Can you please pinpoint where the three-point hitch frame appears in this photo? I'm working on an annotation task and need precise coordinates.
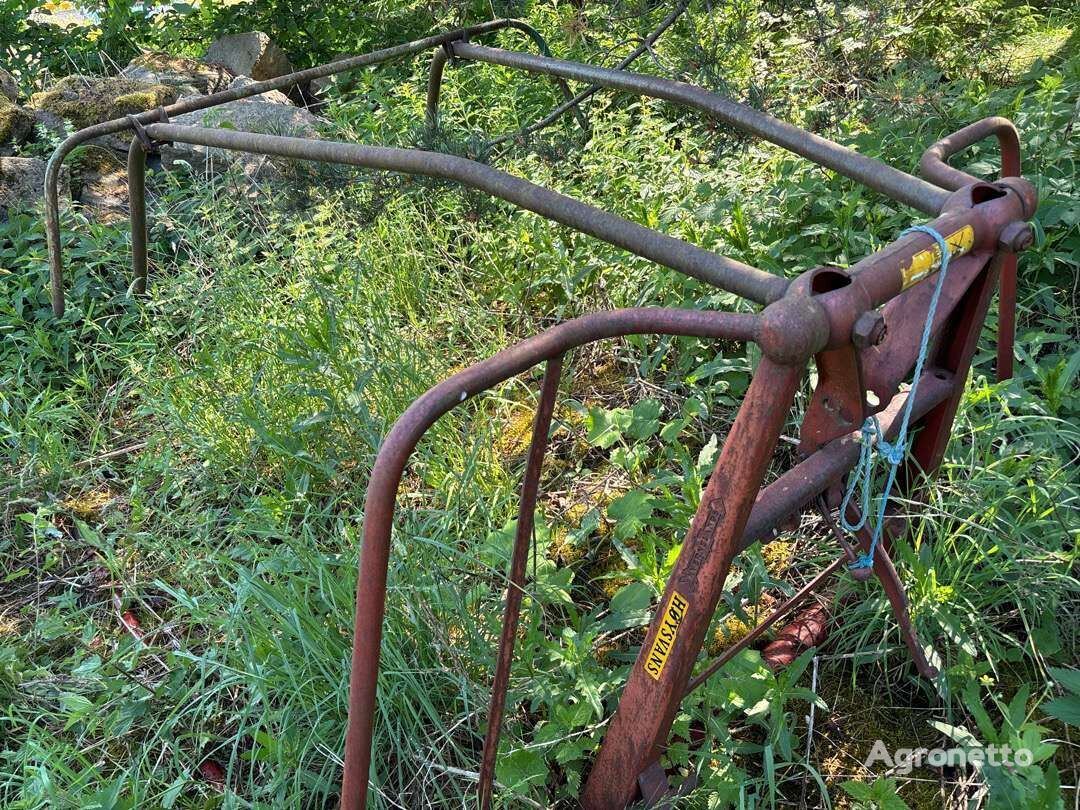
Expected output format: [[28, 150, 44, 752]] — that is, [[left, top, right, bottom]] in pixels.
[[43, 19, 1036, 809]]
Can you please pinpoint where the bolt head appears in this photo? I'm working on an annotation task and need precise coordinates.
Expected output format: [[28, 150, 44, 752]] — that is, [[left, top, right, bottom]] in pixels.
[[850, 565, 874, 582], [999, 221, 1034, 253], [852, 311, 886, 349]]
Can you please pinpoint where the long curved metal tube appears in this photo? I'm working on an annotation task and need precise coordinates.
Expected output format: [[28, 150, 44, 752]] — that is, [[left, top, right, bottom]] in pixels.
[[448, 43, 952, 216], [919, 116, 1020, 191], [134, 123, 789, 303], [44, 18, 542, 317], [919, 116, 1021, 381], [425, 24, 589, 133], [338, 307, 760, 810]]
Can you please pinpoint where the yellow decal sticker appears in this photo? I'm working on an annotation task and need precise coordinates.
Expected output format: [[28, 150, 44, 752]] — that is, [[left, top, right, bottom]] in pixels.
[[900, 225, 974, 289], [643, 591, 690, 681]]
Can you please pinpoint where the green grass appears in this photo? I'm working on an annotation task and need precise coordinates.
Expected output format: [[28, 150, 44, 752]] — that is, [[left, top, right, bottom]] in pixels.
[[1, 1, 1079, 808]]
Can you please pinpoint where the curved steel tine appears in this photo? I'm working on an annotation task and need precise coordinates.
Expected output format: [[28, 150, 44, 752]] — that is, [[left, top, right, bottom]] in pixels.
[[477, 355, 563, 809]]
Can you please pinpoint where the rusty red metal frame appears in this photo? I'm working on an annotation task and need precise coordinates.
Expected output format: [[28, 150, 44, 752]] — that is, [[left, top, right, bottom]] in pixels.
[[41, 21, 1036, 809]]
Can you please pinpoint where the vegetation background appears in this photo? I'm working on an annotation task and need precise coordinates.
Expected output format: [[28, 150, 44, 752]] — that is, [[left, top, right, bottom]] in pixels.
[[1, 0, 1077, 808]]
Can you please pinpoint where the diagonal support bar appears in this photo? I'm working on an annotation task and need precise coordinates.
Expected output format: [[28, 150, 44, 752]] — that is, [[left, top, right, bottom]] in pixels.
[[582, 358, 803, 808]]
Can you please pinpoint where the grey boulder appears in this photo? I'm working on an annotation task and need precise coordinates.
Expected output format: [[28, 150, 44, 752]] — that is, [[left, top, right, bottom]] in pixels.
[[204, 32, 292, 82], [161, 91, 323, 179], [0, 157, 69, 219], [0, 67, 17, 103]]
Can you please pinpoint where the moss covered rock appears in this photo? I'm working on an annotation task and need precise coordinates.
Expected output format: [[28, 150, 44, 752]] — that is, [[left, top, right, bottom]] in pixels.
[[120, 52, 233, 96], [30, 76, 178, 131], [0, 97, 33, 150]]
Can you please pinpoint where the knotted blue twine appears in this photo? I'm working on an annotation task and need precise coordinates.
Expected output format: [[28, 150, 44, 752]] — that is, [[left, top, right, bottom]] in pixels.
[[840, 224, 953, 570]]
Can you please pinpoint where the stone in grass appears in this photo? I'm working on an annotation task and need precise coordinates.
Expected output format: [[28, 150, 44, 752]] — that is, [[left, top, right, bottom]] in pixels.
[[76, 151, 129, 223], [227, 75, 294, 106], [204, 32, 293, 82], [0, 66, 17, 103], [0, 156, 70, 219], [161, 91, 323, 180], [120, 52, 234, 97]]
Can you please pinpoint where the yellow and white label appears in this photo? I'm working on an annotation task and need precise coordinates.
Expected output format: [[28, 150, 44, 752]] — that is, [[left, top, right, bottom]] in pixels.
[[900, 225, 974, 289], [643, 591, 690, 680]]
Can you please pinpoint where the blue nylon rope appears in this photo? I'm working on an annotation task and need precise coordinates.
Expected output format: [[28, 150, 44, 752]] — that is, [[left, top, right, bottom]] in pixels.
[[840, 224, 953, 570]]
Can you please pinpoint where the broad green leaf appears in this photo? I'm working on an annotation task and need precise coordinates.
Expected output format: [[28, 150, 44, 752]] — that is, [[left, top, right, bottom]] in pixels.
[[607, 490, 654, 540], [627, 398, 662, 439], [1048, 667, 1080, 696], [610, 581, 653, 614], [495, 748, 547, 795], [584, 405, 632, 449], [1043, 696, 1080, 727]]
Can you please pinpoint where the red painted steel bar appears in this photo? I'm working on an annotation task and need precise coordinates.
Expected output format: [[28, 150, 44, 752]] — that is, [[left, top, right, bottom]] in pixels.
[[477, 357, 563, 809], [810, 182, 1034, 349], [760, 603, 831, 669], [919, 116, 1023, 381], [581, 358, 803, 808], [739, 367, 955, 553], [907, 254, 1007, 485], [683, 556, 846, 695], [919, 117, 1020, 192]]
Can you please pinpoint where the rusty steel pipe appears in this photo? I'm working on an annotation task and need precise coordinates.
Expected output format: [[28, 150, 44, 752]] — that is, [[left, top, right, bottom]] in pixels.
[[425, 28, 588, 134], [136, 123, 788, 304], [919, 117, 1022, 380], [339, 307, 759, 810], [477, 357, 563, 809], [684, 556, 845, 695], [919, 116, 1020, 192], [43, 18, 553, 317], [425, 48, 452, 130], [127, 138, 148, 295], [760, 602, 831, 669], [449, 43, 952, 215]]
